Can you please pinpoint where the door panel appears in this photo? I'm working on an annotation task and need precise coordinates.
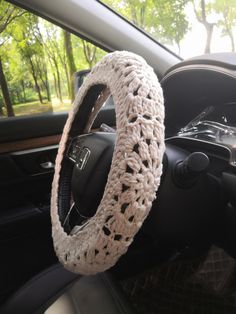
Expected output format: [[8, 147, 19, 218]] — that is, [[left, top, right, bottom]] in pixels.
[[0, 107, 115, 144], [0, 0, 113, 303], [0, 135, 61, 154], [0, 106, 115, 303]]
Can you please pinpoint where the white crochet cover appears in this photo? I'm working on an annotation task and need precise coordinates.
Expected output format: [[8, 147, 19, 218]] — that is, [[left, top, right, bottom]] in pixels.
[[51, 51, 165, 275]]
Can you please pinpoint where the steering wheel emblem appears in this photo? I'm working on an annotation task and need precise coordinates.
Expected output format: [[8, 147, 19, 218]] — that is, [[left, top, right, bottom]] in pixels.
[[76, 147, 91, 170], [67, 138, 91, 170]]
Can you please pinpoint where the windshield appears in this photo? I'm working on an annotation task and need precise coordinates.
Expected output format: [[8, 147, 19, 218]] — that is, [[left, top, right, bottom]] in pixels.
[[101, 0, 236, 59]]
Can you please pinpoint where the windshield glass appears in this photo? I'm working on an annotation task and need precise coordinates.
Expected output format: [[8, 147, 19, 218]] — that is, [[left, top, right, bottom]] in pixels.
[[101, 0, 236, 59]]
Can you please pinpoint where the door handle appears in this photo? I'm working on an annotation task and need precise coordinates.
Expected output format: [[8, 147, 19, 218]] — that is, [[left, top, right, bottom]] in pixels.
[[40, 161, 55, 169]]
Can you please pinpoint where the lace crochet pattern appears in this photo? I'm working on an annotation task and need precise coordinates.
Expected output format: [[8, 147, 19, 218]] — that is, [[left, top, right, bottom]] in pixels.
[[51, 51, 165, 274]]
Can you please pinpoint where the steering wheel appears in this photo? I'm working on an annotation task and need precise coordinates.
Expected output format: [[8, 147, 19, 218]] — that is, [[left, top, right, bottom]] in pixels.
[[51, 51, 165, 275]]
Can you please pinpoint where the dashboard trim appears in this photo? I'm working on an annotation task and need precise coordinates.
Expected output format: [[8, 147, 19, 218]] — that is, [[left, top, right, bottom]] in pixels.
[[162, 64, 236, 85], [166, 136, 232, 162]]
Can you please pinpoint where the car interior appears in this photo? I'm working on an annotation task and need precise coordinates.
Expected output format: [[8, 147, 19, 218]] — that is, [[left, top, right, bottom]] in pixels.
[[0, 0, 236, 313]]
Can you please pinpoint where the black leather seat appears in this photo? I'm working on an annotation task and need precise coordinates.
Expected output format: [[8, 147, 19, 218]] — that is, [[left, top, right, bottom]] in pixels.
[[0, 264, 134, 314]]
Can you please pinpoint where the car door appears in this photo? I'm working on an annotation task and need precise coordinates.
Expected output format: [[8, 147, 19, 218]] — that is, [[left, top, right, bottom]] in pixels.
[[0, 1, 115, 303]]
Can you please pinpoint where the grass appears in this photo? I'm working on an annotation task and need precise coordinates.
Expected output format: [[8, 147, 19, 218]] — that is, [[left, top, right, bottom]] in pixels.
[[12, 98, 72, 117]]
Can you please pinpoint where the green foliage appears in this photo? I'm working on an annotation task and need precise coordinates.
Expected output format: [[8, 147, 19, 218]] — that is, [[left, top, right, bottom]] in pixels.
[[213, 0, 236, 51], [153, 0, 189, 48], [103, 0, 189, 51], [0, 0, 106, 117], [103, 0, 235, 54], [0, 0, 235, 117]]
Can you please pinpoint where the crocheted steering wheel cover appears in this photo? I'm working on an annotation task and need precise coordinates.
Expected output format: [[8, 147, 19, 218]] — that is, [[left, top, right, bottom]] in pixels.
[[51, 51, 165, 275]]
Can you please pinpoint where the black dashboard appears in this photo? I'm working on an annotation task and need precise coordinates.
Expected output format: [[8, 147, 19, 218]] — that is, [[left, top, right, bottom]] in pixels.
[[162, 53, 236, 176], [162, 53, 236, 138], [151, 53, 236, 256]]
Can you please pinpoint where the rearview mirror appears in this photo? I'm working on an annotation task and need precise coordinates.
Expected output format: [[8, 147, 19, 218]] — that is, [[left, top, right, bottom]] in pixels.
[[74, 70, 90, 94], [74, 69, 114, 109]]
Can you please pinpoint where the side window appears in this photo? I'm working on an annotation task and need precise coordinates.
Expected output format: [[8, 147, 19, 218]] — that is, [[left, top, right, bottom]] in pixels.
[[0, 1, 106, 119]]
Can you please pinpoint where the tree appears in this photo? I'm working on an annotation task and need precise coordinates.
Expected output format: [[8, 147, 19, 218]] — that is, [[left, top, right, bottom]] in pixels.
[[0, 101, 3, 115], [126, 0, 148, 28], [82, 40, 97, 68], [19, 33, 44, 104], [104, 0, 151, 30], [0, 58, 14, 116], [0, 1, 109, 118], [40, 23, 65, 102], [6, 40, 33, 104], [152, 0, 189, 54], [9, 13, 48, 104], [0, 1, 25, 116], [64, 30, 76, 101], [192, 0, 215, 53], [72, 35, 106, 72], [0, 0, 25, 38], [103, 0, 189, 55], [27, 50, 44, 103], [34, 53, 51, 102], [213, 0, 236, 52]]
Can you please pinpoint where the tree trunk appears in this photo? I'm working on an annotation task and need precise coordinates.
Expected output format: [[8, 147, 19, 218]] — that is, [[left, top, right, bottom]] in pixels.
[[204, 22, 214, 54], [64, 30, 77, 101], [16, 90, 21, 103], [0, 103, 3, 116], [53, 72, 59, 99], [177, 42, 181, 55], [0, 58, 14, 117], [193, 0, 215, 54], [140, 5, 146, 28], [64, 62, 71, 100], [53, 59, 62, 103], [45, 72, 51, 102], [42, 60, 51, 102], [228, 30, 235, 52], [21, 80, 26, 102], [82, 40, 97, 69], [38, 66, 51, 102], [129, 1, 138, 25], [29, 56, 44, 104], [42, 68, 52, 111]]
